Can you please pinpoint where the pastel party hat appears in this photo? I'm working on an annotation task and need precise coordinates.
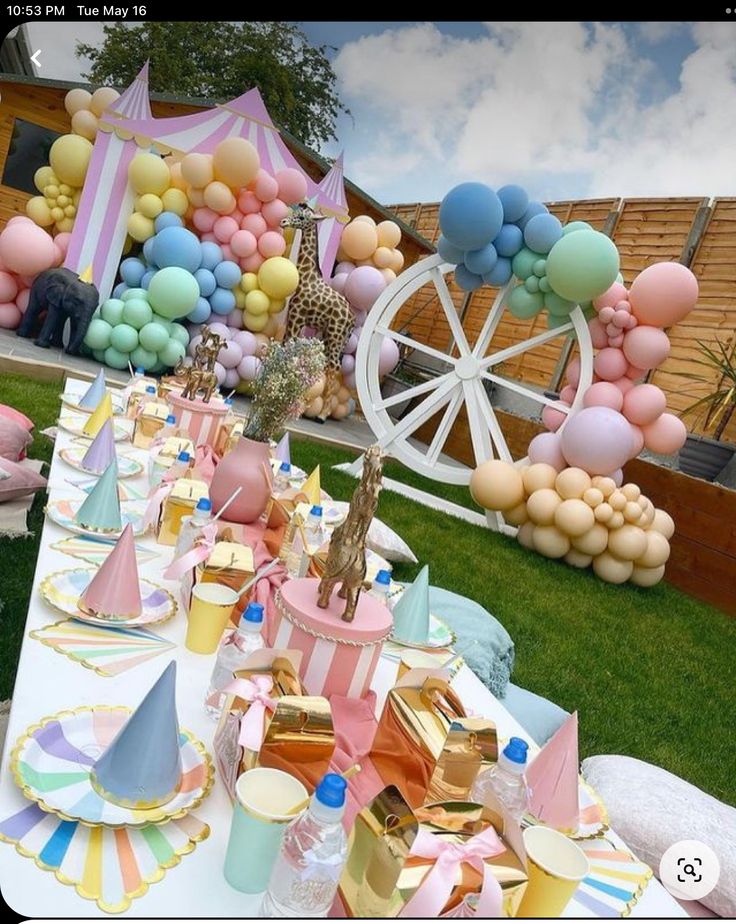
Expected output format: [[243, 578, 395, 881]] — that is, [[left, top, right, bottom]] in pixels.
[[301, 465, 320, 506], [90, 661, 182, 808], [525, 711, 580, 833], [81, 418, 117, 474], [82, 392, 113, 438], [78, 369, 106, 410], [75, 460, 122, 532], [392, 564, 430, 644], [274, 432, 290, 465], [78, 523, 142, 619]]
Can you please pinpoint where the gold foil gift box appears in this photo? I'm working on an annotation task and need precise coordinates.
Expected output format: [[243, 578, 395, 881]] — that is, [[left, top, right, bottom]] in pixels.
[[370, 669, 498, 809], [213, 650, 334, 799], [125, 378, 157, 417], [214, 414, 245, 458], [157, 477, 209, 546], [132, 401, 170, 449], [192, 537, 255, 619], [158, 436, 195, 460]]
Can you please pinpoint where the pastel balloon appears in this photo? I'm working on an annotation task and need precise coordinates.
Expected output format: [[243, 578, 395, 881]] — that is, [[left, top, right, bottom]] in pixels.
[[629, 424, 645, 456], [556, 467, 592, 500], [378, 337, 399, 376], [437, 235, 464, 265], [233, 330, 257, 355], [258, 230, 286, 258], [497, 184, 529, 223], [241, 213, 267, 238], [341, 221, 378, 261], [560, 385, 577, 404], [341, 354, 356, 375], [622, 384, 667, 425], [583, 381, 624, 411], [152, 226, 202, 273], [241, 252, 264, 273], [258, 256, 299, 300], [593, 281, 628, 311], [594, 347, 628, 382], [276, 168, 308, 205], [70, 108, 98, 141], [533, 525, 570, 558], [517, 201, 549, 231], [213, 138, 259, 188], [592, 552, 633, 584], [50, 134, 93, 187], [470, 460, 524, 511], [523, 213, 563, 255], [527, 432, 566, 471], [230, 229, 258, 258], [588, 317, 609, 349], [641, 412, 687, 455], [330, 273, 348, 294], [482, 258, 512, 287], [565, 358, 581, 387], [554, 498, 595, 537], [542, 405, 567, 432], [0, 223, 56, 275], [464, 243, 498, 276], [261, 198, 289, 227], [560, 406, 634, 475], [217, 340, 243, 369], [0, 303, 21, 328], [439, 182, 504, 251], [194, 268, 216, 297], [254, 169, 279, 202], [147, 267, 199, 319], [455, 264, 484, 292], [345, 265, 386, 312], [237, 190, 261, 214], [89, 86, 119, 116], [622, 326, 670, 370], [545, 230, 620, 303], [376, 220, 401, 249], [237, 355, 261, 380], [494, 224, 524, 258], [214, 261, 242, 289], [204, 181, 236, 215], [630, 564, 665, 587], [628, 261, 698, 327], [64, 87, 92, 115], [0, 272, 18, 303], [213, 216, 239, 243]]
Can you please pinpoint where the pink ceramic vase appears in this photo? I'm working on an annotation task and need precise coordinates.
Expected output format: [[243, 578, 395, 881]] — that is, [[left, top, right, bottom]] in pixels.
[[209, 436, 273, 524]]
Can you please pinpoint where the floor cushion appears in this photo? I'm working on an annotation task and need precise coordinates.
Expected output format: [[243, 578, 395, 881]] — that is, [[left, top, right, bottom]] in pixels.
[[500, 682, 570, 746], [0, 417, 32, 462], [0, 457, 47, 502], [582, 754, 734, 918], [0, 404, 33, 432]]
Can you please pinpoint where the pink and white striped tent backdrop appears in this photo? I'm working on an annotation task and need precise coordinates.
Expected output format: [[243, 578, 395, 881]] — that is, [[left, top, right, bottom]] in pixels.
[[316, 152, 349, 279]]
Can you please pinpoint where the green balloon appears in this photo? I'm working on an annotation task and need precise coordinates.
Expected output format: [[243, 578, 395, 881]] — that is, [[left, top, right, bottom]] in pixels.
[[122, 297, 153, 330], [545, 291, 575, 316], [150, 360, 168, 373], [100, 298, 125, 326], [533, 259, 547, 278], [508, 284, 544, 319], [147, 267, 199, 319], [546, 311, 572, 330], [525, 276, 540, 294], [92, 349, 107, 363], [545, 230, 620, 303], [511, 247, 540, 281], [561, 220, 592, 236], [110, 323, 139, 353], [169, 322, 190, 347], [139, 322, 170, 352], [85, 317, 113, 350], [539, 276, 551, 293], [104, 346, 130, 370], [122, 287, 147, 302], [158, 338, 186, 368], [130, 345, 158, 370]]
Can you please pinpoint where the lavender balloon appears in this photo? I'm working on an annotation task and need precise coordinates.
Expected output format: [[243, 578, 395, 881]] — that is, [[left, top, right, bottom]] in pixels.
[[560, 407, 634, 475]]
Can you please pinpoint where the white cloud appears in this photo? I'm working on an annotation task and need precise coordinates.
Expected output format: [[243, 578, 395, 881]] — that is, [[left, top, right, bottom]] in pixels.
[[638, 22, 686, 43]]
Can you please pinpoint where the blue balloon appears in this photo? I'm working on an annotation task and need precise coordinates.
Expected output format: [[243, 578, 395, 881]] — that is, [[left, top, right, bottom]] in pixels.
[[200, 241, 224, 271], [214, 260, 242, 289], [120, 257, 146, 287], [209, 287, 236, 315], [497, 185, 529, 223], [154, 211, 183, 233], [517, 200, 549, 231], [194, 268, 217, 298], [437, 235, 464, 265], [112, 283, 127, 299], [483, 257, 513, 287], [493, 224, 524, 258], [151, 226, 202, 273], [439, 182, 504, 251], [464, 242, 498, 276], [454, 263, 484, 292], [142, 238, 157, 266], [523, 213, 563, 255], [187, 298, 212, 324], [140, 269, 156, 290]]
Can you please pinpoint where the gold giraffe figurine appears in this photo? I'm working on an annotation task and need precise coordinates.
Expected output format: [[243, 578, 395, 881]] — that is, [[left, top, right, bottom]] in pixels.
[[177, 324, 225, 403], [317, 445, 384, 622]]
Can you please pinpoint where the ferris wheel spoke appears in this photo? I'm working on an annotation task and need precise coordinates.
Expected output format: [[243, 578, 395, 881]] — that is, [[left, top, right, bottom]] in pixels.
[[379, 376, 461, 446], [376, 326, 457, 368], [461, 380, 494, 467], [480, 372, 572, 413], [479, 320, 575, 370], [430, 267, 471, 356], [471, 379, 513, 463], [374, 371, 455, 411], [426, 389, 465, 465], [472, 280, 514, 358]]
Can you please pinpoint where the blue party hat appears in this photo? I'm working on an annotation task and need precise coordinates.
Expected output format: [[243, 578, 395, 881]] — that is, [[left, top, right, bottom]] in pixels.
[[274, 432, 290, 465], [90, 661, 182, 808], [78, 369, 107, 410], [75, 460, 121, 531], [81, 418, 116, 475], [392, 565, 430, 644]]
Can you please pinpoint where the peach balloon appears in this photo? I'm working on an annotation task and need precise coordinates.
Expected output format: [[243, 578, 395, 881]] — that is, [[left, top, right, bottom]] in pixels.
[[622, 325, 670, 370], [533, 525, 570, 558], [341, 221, 378, 261], [636, 531, 671, 568], [608, 524, 648, 561], [582, 381, 624, 411], [253, 169, 279, 203], [593, 281, 628, 311], [628, 262, 698, 327], [624, 501, 643, 522], [592, 476, 616, 498], [611, 376, 635, 396], [609, 490, 626, 511], [583, 487, 604, 508], [238, 190, 262, 214], [517, 521, 536, 550], [64, 87, 92, 116], [169, 161, 187, 191], [630, 564, 665, 587], [388, 249, 405, 273], [373, 246, 394, 269], [192, 207, 217, 233], [564, 549, 593, 569], [213, 216, 239, 243], [181, 153, 214, 188], [651, 509, 675, 539], [588, 317, 609, 349], [571, 523, 609, 556], [554, 499, 595, 536], [560, 385, 577, 404], [642, 413, 687, 454], [626, 364, 647, 381], [376, 220, 401, 249], [204, 181, 236, 215], [542, 405, 567, 432], [594, 347, 628, 382], [275, 168, 308, 205], [258, 231, 286, 258], [187, 187, 206, 207], [621, 483, 641, 501], [555, 467, 591, 499], [241, 214, 267, 238], [522, 462, 558, 494], [261, 198, 289, 227], [565, 357, 581, 388], [593, 551, 633, 584], [594, 502, 614, 523], [71, 109, 98, 140], [213, 138, 259, 188], [629, 424, 645, 456], [469, 460, 524, 511], [622, 384, 667, 425], [504, 501, 529, 527], [526, 489, 562, 525], [380, 268, 397, 285], [240, 252, 264, 273], [90, 86, 120, 116], [230, 230, 258, 258]]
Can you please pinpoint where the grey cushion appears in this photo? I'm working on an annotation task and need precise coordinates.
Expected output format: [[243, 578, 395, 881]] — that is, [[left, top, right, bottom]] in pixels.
[[500, 682, 570, 746]]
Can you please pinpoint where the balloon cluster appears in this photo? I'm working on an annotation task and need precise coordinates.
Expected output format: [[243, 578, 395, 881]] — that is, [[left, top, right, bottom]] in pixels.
[[470, 459, 675, 586], [302, 373, 354, 421], [0, 218, 69, 328], [237, 257, 299, 334], [125, 153, 189, 243], [184, 322, 269, 393], [63, 86, 120, 141]]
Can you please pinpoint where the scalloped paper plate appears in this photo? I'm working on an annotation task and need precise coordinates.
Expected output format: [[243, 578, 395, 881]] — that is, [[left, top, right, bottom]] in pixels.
[[524, 780, 609, 841], [45, 498, 147, 537], [59, 446, 143, 479], [60, 392, 126, 414], [39, 569, 177, 628], [58, 415, 130, 441], [11, 707, 214, 828]]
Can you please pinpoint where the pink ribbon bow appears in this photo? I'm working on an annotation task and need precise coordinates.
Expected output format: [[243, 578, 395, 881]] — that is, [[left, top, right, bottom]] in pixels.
[[216, 675, 277, 752], [163, 521, 218, 581], [400, 826, 506, 919]]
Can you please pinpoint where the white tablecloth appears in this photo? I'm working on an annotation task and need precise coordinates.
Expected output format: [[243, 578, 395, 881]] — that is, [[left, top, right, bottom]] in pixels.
[[0, 377, 686, 918]]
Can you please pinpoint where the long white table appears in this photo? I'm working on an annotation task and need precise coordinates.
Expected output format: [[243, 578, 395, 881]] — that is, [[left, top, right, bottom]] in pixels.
[[0, 377, 686, 917]]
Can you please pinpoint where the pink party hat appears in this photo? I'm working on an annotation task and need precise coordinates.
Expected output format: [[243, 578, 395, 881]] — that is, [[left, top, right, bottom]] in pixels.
[[78, 523, 142, 620], [525, 711, 580, 833], [81, 418, 116, 475]]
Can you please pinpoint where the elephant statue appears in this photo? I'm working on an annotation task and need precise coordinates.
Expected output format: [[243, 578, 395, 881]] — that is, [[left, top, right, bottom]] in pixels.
[[17, 267, 99, 355]]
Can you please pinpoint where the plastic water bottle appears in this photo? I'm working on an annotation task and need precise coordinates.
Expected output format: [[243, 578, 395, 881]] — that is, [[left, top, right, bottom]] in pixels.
[[165, 450, 192, 482], [304, 505, 324, 552], [173, 497, 212, 562], [261, 774, 349, 917], [470, 737, 530, 821], [205, 602, 265, 719], [273, 461, 292, 494], [370, 569, 392, 606]]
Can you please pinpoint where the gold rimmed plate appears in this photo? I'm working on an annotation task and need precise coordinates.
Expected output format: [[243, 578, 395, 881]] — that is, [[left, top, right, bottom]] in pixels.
[[58, 415, 130, 441], [45, 498, 147, 537], [60, 392, 126, 414], [59, 445, 143, 479]]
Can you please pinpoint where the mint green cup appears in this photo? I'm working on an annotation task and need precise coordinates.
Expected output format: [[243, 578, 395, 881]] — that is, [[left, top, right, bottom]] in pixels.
[[223, 767, 308, 894]]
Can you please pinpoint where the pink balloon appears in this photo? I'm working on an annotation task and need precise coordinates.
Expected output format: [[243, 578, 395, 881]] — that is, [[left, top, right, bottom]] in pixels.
[[214, 361, 226, 386], [187, 334, 202, 357], [237, 191, 261, 215], [609, 334, 624, 348], [642, 412, 687, 455], [378, 337, 399, 376], [0, 303, 21, 329], [625, 314, 638, 330], [343, 370, 356, 390], [261, 198, 289, 228], [54, 231, 72, 255], [629, 262, 698, 327], [0, 271, 18, 303], [611, 376, 634, 396], [335, 261, 356, 276], [237, 355, 260, 380], [330, 273, 348, 294], [234, 330, 257, 355], [241, 214, 267, 237], [622, 383, 667, 426], [230, 229, 257, 258], [214, 216, 239, 243], [542, 405, 567, 432], [593, 281, 628, 311], [227, 309, 244, 329], [201, 232, 217, 243], [218, 340, 243, 369], [560, 406, 634, 475], [275, 168, 308, 205], [594, 347, 628, 382], [622, 325, 670, 371], [528, 431, 566, 471], [52, 243, 64, 266], [613, 309, 630, 328], [606, 323, 619, 337], [257, 230, 286, 258], [599, 306, 615, 324], [192, 207, 217, 233], [254, 169, 279, 203], [343, 332, 359, 355], [560, 385, 577, 404], [16, 288, 30, 313], [0, 224, 56, 275], [588, 317, 608, 349], [341, 353, 356, 375], [206, 322, 231, 341], [6, 216, 34, 227], [220, 243, 236, 263], [582, 381, 624, 411], [231, 209, 244, 224], [223, 367, 240, 389], [629, 424, 645, 456], [626, 364, 647, 382], [565, 358, 581, 388], [344, 266, 386, 313], [610, 468, 624, 487], [240, 252, 264, 273]]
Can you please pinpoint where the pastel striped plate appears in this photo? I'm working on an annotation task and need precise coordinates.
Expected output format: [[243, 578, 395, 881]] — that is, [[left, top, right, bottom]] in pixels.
[[565, 837, 653, 917], [50, 534, 160, 567], [57, 415, 130, 441], [45, 498, 147, 538], [59, 446, 143, 479], [68, 476, 147, 502], [11, 706, 214, 828], [60, 392, 126, 414]]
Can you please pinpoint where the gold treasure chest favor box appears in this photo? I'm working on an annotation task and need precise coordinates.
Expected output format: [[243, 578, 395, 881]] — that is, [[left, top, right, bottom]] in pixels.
[[132, 401, 170, 449], [191, 537, 255, 618], [157, 477, 209, 546]]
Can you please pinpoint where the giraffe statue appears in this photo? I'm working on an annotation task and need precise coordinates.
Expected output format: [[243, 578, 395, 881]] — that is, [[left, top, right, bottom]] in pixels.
[[281, 202, 355, 420]]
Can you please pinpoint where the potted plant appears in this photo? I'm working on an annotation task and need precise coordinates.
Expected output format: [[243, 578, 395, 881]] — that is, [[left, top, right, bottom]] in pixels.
[[676, 338, 736, 481]]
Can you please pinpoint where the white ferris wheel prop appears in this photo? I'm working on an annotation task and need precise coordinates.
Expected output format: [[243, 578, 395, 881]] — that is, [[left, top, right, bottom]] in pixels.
[[352, 253, 594, 529]]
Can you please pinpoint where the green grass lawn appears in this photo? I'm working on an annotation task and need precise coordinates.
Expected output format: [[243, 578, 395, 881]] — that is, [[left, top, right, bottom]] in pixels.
[[1, 372, 734, 806]]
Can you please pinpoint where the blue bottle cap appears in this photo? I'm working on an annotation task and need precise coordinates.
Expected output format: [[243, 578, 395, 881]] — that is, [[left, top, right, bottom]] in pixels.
[[176, 451, 191, 462], [195, 498, 212, 512], [242, 602, 264, 624], [165, 414, 176, 424], [224, 398, 233, 406], [279, 462, 291, 473], [315, 773, 347, 809], [375, 569, 391, 586], [135, 367, 144, 374], [145, 385, 157, 393], [309, 505, 323, 517], [503, 737, 529, 765]]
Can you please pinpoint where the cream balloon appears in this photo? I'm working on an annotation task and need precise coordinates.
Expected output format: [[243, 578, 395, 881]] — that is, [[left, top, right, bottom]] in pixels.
[[636, 531, 670, 568], [504, 501, 529, 527], [90, 86, 120, 116], [593, 552, 633, 584], [564, 549, 593, 569], [582, 487, 604, 508], [554, 499, 595, 537], [555, 467, 592, 500], [621, 483, 641, 501], [213, 137, 259, 187], [522, 462, 558, 494], [71, 109, 99, 141], [533, 525, 570, 558], [571, 523, 609, 556], [517, 521, 536, 550], [376, 220, 401, 249], [651, 509, 675, 539], [609, 490, 626, 511], [64, 87, 92, 116], [594, 502, 614, 524], [469, 460, 524, 511], [608, 511, 625, 529], [630, 564, 665, 587], [591, 476, 616, 498], [526, 488, 562, 526], [608, 524, 648, 561]]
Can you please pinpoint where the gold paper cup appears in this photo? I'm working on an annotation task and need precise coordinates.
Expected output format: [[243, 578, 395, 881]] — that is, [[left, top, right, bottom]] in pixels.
[[185, 583, 239, 654], [516, 826, 589, 917]]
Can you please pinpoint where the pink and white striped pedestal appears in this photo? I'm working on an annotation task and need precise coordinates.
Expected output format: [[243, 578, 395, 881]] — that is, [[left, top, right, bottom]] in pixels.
[[167, 393, 228, 451], [271, 579, 392, 700]]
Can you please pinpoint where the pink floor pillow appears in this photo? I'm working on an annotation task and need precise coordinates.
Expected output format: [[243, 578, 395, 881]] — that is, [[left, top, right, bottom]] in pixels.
[[0, 416, 32, 461]]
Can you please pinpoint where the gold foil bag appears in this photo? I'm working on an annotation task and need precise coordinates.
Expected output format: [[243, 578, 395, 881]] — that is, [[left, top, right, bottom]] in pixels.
[[157, 477, 209, 546]]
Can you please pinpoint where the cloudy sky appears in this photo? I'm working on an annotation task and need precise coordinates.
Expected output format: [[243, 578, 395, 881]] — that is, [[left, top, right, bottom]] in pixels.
[[21, 20, 736, 205]]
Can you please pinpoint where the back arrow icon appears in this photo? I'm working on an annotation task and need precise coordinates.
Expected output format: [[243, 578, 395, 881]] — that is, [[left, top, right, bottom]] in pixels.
[[31, 50, 42, 68]]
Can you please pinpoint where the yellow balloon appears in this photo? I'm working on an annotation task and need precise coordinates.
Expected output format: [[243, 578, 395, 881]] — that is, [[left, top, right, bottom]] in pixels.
[[608, 524, 648, 561], [533, 525, 570, 558], [213, 137, 260, 187], [621, 483, 641, 501], [522, 462, 557, 495], [203, 180, 236, 215], [526, 488, 561, 525], [34, 166, 56, 193], [591, 476, 616, 498], [469, 460, 524, 511], [26, 196, 54, 227], [554, 499, 595, 537], [593, 552, 633, 584], [49, 134, 93, 186], [240, 272, 259, 293], [169, 161, 188, 191], [128, 152, 170, 196], [234, 289, 246, 309], [517, 521, 536, 550], [50, 206, 64, 222], [55, 217, 74, 233], [244, 311, 269, 332], [44, 185, 60, 200], [56, 195, 70, 207], [608, 511, 625, 529], [651, 509, 675, 539], [90, 86, 120, 116], [58, 184, 72, 196], [72, 190, 81, 206], [623, 501, 642, 523], [258, 257, 299, 300], [161, 187, 189, 216], [630, 564, 665, 587], [376, 219, 401, 249], [245, 289, 270, 316], [635, 531, 670, 569], [571, 523, 609, 556], [136, 193, 163, 219], [64, 204, 76, 218], [609, 490, 627, 511], [269, 297, 286, 315], [64, 87, 93, 116], [127, 211, 155, 242], [564, 549, 593, 569], [187, 186, 206, 207], [71, 109, 98, 141], [555, 467, 591, 500], [341, 221, 378, 261], [594, 502, 614, 524]]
